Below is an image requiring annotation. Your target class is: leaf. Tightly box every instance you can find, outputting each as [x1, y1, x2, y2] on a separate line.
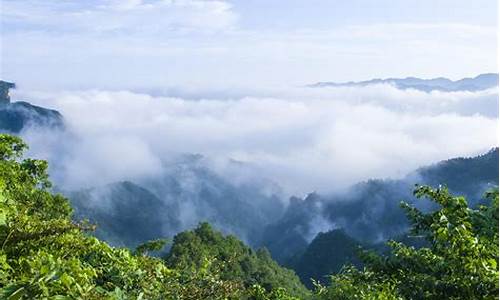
[6, 287, 25, 300]
[0, 211, 6, 226]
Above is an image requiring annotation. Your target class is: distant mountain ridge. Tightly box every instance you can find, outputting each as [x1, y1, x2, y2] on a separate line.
[309, 73, 499, 92]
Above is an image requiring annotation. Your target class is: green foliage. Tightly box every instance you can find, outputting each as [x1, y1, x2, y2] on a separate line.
[0, 134, 296, 299]
[134, 239, 168, 256]
[166, 222, 310, 298]
[248, 285, 301, 300]
[316, 185, 499, 300]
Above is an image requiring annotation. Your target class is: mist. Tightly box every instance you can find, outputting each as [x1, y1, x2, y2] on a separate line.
[13, 84, 498, 196]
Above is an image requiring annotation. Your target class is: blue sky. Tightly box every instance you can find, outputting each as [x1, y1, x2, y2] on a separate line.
[0, 0, 497, 90]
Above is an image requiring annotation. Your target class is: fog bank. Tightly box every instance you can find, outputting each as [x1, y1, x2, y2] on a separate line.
[14, 84, 498, 196]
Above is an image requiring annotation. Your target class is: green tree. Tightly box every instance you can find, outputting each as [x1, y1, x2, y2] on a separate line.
[315, 185, 499, 300]
[166, 222, 310, 298]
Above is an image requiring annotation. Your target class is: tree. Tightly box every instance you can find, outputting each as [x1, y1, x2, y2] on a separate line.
[315, 185, 499, 300]
[166, 222, 310, 298]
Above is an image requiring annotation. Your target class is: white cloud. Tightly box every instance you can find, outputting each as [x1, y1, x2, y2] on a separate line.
[15, 85, 498, 195]
[2, 0, 237, 34]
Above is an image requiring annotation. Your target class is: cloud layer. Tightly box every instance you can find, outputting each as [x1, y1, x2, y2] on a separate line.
[15, 85, 498, 196]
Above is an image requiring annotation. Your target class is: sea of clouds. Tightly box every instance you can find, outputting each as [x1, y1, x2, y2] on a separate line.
[13, 84, 498, 196]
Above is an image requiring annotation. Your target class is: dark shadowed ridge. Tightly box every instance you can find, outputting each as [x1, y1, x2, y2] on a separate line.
[70, 181, 180, 249]
[287, 229, 363, 288]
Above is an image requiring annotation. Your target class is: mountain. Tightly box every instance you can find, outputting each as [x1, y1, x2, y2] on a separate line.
[70, 181, 180, 248]
[260, 148, 499, 263]
[414, 148, 499, 195]
[288, 228, 432, 287]
[4, 79, 495, 291]
[264, 149, 498, 287]
[69, 146, 498, 283]
[69, 156, 285, 248]
[309, 73, 499, 92]
[287, 229, 363, 288]
[166, 222, 310, 298]
[0, 80, 64, 133]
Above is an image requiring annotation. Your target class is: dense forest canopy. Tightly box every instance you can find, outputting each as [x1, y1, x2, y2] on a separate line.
[166, 222, 309, 298]
[0, 134, 497, 299]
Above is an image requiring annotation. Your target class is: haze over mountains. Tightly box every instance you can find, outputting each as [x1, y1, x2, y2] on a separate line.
[10, 73, 498, 193]
[66, 147, 498, 254]
[69, 155, 284, 248]
[1, 0, 498, 296]
[0, 75, 497, 287]
[309, 73, 499, 92]
[262, 149, 498, 262]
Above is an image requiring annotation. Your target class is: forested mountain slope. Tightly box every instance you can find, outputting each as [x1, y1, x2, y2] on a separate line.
[69, 157, 285, 248]
[261, 148, 499, 263]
